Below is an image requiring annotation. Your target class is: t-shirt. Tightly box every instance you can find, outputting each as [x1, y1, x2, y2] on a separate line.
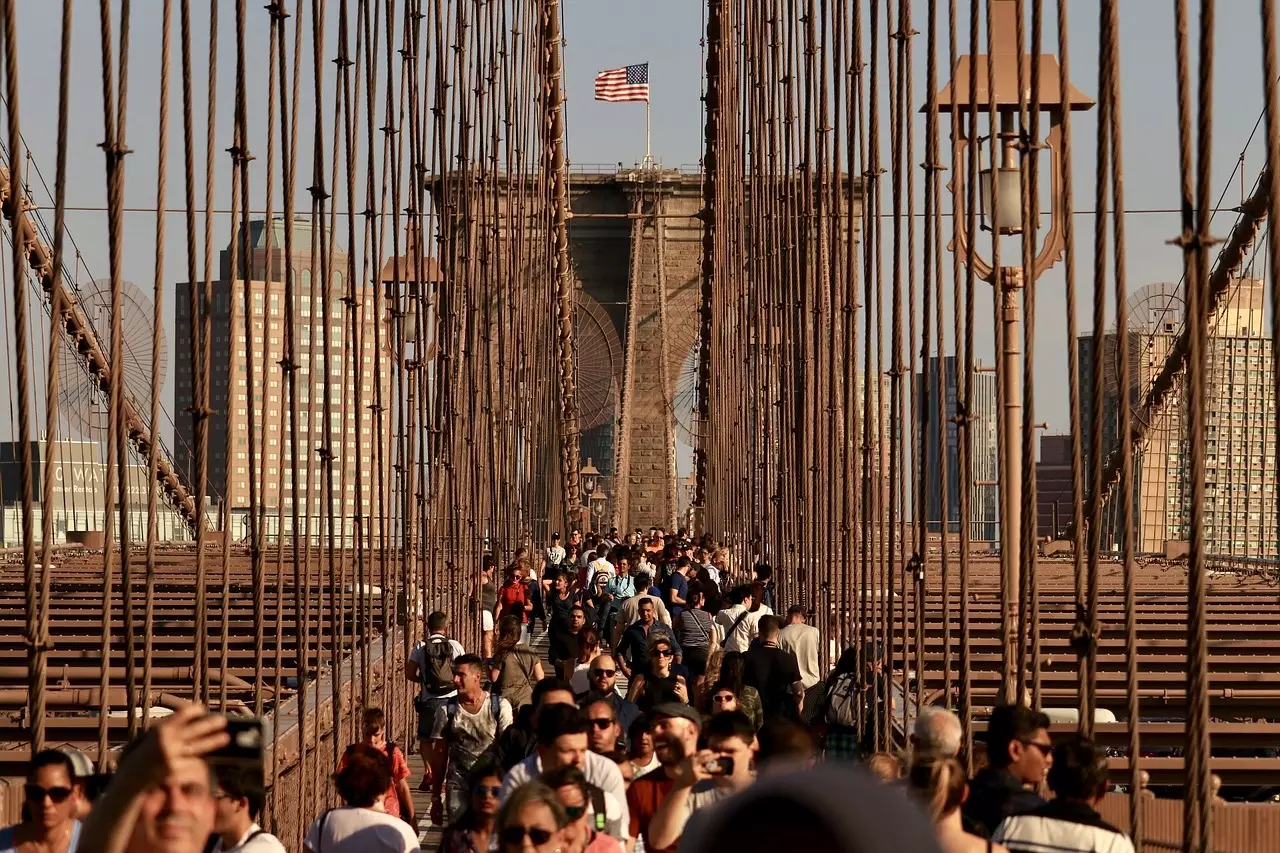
[714, 604, 770, 653]
[303, 807, 419, 853]
[741, 644, 802, 719]
[212, 822, 288, 853]
[776, 622, 821, 689]
[501, 751, 631, 841]
[626, 770, 725, 853]
[337, 742, 410, 818]
[663, 572, 689, 620]
[430, 693, 514, 786]
[498, 582, 530, 622]
[408, 635, 466, 701]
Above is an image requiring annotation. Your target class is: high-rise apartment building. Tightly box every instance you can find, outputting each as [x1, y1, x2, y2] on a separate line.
[917, 355, 999, 541]
[1077, 279, 1277, 558]
[175, 217, 392, 542]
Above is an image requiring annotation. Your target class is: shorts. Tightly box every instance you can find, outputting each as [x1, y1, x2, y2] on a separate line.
[416, 696, 445, 741]
[482, 610, 495, 632]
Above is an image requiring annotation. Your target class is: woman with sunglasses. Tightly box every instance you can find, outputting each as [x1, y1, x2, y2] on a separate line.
[544, 766, 623, 853]
[439, 763, 503, 853]
[625, 635, 688, 713]
[495, 780, 569, 853]
[0, 750, 83, 853]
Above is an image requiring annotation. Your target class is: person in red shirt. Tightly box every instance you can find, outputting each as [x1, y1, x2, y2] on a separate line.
[496, 564, 533, 642]
[625, 703, 702, 853]
[337, 707, 414, 823]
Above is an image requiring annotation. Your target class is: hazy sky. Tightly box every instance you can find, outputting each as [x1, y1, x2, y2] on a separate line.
[2, 0, 1274, 459]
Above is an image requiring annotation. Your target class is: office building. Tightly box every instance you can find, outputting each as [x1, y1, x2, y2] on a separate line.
[917, 355, 999, 541]
[1078, 279, 1277, 558]
[174, 217, 392, 544]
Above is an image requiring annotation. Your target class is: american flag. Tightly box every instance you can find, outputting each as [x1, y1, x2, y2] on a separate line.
[594, 63, 649, 103]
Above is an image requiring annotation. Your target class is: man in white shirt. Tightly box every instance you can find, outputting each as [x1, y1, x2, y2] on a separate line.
[714, 587, 770, 654]
[211, 768, 287, 853]
[499, 704, 631, 843]
[406, 611, 467, 792]
[428, 654, 513, 823]
[776, 605, 821, 690]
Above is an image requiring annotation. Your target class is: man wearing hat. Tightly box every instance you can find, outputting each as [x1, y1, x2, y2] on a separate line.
[624, 703, 717, 853]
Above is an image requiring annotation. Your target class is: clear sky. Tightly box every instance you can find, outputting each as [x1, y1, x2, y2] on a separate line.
[2, 0, 1274, 460]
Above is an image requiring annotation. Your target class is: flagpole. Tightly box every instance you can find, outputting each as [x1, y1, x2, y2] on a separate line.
[645, 98, 652, 168]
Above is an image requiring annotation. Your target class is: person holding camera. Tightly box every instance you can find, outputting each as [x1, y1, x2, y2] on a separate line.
[644, 710, 757, 851]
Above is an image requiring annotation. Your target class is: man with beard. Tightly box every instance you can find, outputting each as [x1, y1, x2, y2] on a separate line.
[625, 703, 716, 853]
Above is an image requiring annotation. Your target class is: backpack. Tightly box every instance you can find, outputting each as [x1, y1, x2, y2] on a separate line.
[585, 782, 609, 834]
[824, 673, 860, 728]
[421, 635, 457, 698]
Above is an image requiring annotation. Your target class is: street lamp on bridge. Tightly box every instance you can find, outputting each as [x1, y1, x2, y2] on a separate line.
[931, 0, 1093, 703]
[579, 457, 600, 531]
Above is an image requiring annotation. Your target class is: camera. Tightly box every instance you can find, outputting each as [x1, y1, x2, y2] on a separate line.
[703, 756, 734, 776]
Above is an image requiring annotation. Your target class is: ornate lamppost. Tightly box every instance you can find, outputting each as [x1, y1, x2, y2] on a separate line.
[931, 0, 1092, 701]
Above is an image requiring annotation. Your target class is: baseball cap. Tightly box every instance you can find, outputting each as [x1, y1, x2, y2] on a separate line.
[57, 746, 94, 780]
[648, 702, 702, 727]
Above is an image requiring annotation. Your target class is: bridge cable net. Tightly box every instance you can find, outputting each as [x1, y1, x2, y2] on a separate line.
[0, 0, 1274, 850]
[695, 0, 1280, 850]
[0, 0, 567, 847]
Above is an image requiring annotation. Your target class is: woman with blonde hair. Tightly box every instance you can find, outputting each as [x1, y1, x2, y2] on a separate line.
[907, 758, 1009, 853]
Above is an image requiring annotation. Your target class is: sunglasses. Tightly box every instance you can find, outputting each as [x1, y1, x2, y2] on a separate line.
[712, 694, 735, 703]
[589, 717, 616, 729]
[24, 784, 73, 804]
[1022, 740, 1054, 757]
[590, 668, 615, 678]
[653, 648, 673, 658]
[474, 784, 503, 798]
[564, 803, 588, 821]
[500, 826, 555, 846]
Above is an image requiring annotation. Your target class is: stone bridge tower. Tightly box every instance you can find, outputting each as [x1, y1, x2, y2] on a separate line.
[568, 170, 702, 533]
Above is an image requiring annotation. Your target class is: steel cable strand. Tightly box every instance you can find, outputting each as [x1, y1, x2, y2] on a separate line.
[1096, 0, 1143, 839]
[0, 0, 38, 757]
[1048, 0, 1089, 740]
[1015, 0, 1045, 709]
[955, 0, 977, 766]
[1181, 0, 1216, 847]
[28, 0, 76, 753]
[92, 0, 134, 755]
[141, 0, 172, 729]
[219, 0, 252, 719]
[1262, 3, 1280, 848]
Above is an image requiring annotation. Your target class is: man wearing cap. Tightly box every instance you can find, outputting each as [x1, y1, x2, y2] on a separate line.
[625, 703, 716, 853]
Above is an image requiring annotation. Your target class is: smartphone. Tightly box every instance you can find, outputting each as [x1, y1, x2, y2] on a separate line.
[704, 756, 734, 776]
[209, 717, 265, 789]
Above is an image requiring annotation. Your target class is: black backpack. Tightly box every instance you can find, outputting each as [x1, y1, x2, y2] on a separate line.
[421, 635, 457, 698]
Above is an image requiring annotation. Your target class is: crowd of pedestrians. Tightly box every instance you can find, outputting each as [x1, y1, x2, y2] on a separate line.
[2, 527, 1139, 853]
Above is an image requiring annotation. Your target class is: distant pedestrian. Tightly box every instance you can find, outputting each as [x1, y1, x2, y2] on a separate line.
[741, 615, 804, 721]
[303, 745, 419, 853]
[336, 708, 413, 823]
[491, 615, 545, 712]
[210, 766, 287, 852]
[547, 533, 567, 567]
[406, 611, 466, 792]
